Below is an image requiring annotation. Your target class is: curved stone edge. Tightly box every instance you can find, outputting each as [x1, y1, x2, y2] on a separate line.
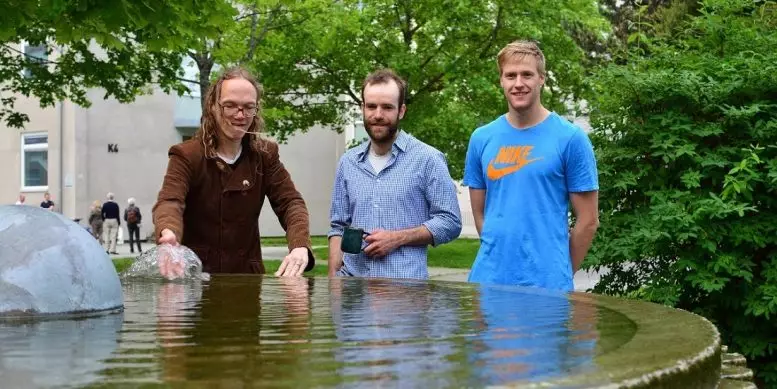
[0, 205, 125, 315]
[574, 292, 720, 389]
[473, 290, 722, 389]
[0, 305, 124, 323]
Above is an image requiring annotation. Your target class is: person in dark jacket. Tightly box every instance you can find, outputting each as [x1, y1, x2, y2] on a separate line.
[102, 192, 121, 254]
[124, 197, 143, 254]
[40, 192, 55, 211]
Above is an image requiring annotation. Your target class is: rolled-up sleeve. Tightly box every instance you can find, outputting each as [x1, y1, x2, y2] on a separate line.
[422, 151, 462, 246]
[328, 158, 350, 239]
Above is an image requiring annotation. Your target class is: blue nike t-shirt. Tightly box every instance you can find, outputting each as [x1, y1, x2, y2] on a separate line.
[463, 113, 598, 291]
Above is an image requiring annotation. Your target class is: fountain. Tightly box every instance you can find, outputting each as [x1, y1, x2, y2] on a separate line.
[0, 205, 755, 388]
[0, 205, 122, 316]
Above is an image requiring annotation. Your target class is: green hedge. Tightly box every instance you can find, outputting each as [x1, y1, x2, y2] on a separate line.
[587, 0, 777, 384]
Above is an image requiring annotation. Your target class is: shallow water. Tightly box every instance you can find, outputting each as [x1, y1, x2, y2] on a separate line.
[0, 276, 636, 388]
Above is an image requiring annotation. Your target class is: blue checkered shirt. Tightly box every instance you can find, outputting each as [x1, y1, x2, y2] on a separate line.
[328, 131, 462, 279]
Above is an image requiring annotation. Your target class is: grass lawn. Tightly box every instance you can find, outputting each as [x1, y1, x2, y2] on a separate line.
[112, 257, 329, 277]
[261, 235, 328, 247]
[311, 238, 479, 268]
[113, 257, 134, 273]
[112, 238, 478, 276]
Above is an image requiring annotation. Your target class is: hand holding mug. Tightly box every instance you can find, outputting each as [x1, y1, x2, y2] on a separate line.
[363, 229, 403, 258]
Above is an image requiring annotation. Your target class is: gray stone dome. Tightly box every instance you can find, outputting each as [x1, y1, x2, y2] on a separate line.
[0, 205, 123, 316]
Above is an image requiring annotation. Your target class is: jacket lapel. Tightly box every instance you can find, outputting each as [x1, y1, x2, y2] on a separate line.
[222, 151, 258, 193]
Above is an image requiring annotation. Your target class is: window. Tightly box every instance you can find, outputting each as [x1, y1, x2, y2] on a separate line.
[182, 135, 193, 142]
[21, 42, 47, 79]
[347, 120, 369, 148]
[21, 133, 48, 191]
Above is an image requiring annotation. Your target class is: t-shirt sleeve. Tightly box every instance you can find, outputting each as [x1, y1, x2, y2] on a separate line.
[463, 131, 486, 189]
[564, 130, 599, 192]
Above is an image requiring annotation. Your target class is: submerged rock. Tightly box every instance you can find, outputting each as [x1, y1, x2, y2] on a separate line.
[0, 205, 123, 316]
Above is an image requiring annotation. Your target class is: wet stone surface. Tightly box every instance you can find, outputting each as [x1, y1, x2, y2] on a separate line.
[0, 205, 122, 316]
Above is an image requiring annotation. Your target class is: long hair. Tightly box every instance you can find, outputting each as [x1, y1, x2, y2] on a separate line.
[195, 67, 266, 158]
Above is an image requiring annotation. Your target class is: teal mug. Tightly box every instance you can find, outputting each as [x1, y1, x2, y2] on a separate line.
[341, 227, 369, 254]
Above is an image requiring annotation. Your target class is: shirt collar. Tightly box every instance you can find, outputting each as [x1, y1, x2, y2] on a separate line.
[357, 130, 410, 161]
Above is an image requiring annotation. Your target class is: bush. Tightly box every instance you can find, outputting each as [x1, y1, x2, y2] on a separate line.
[587, 0, 777, 384]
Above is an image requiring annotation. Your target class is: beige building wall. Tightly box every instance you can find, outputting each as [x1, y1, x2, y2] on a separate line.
[72, 88, 182, 240]
[261, 127, 345, 238]
[0, 95, 62, 209]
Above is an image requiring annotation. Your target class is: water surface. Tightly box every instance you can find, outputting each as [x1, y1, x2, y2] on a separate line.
[0, 276, 636, 388]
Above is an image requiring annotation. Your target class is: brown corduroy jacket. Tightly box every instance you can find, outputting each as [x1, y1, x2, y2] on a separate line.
[152, 138, 314, 274]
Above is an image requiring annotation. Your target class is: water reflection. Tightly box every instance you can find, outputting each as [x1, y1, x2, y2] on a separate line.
[0, 277, 625, 388]
[467, 287, 600, 385]
[329, 279, 602, 387]
[0, 312, 122, 388]
[153, 276, 317, 387]
[329, 278, 463, 387]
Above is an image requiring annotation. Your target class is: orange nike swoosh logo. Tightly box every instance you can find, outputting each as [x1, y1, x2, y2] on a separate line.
[487, 158, 541, 180]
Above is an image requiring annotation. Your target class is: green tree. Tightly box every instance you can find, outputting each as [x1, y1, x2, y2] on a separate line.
[182, 0, 339, 140]
[234, 0, 609, 175]
[587, 0, 777, 384]
[0, 0, 234, 129]
[184, 0, 305, 105]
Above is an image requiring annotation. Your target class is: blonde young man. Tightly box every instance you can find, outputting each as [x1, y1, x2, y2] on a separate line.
[463, 40, 599, 291]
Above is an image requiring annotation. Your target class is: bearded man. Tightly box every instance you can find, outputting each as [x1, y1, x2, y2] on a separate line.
[327, 69, 462, 279]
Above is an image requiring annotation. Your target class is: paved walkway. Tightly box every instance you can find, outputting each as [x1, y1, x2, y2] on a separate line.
[111, 242, 603, 292]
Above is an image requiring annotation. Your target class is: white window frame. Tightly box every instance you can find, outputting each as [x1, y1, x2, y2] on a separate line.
[20, 132, 49, 192]
[19, 41, 48, 79]
[346, 120, 368, 145]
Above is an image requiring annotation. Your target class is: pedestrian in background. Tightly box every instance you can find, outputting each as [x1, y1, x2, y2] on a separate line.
[88, 200, 104, 244]
[124, 197, 143, 254]
[102, 192, 121, 254]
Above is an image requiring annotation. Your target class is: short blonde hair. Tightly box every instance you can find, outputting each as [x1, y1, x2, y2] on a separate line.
[497, 40, 546, 77]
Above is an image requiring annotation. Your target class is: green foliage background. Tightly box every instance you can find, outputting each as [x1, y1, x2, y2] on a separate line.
[0, 0, 234, 128]
[586, 0, 777, 384]
[218, 0, 609, 179]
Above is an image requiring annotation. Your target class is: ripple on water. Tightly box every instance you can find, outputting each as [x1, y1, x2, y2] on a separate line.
[0, 276, 636, 388]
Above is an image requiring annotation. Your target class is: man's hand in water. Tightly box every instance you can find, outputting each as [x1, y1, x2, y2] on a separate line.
[275, 247, 309, 277]
[158, 248, 185, 280]
[156, 229, 184, 280]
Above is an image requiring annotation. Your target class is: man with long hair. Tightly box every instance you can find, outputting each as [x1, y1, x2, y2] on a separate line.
[463, 40, 599, 290]
[153, 67, 314, 276]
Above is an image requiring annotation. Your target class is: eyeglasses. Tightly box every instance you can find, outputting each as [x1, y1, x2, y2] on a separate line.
[219, 103, 258, 117]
